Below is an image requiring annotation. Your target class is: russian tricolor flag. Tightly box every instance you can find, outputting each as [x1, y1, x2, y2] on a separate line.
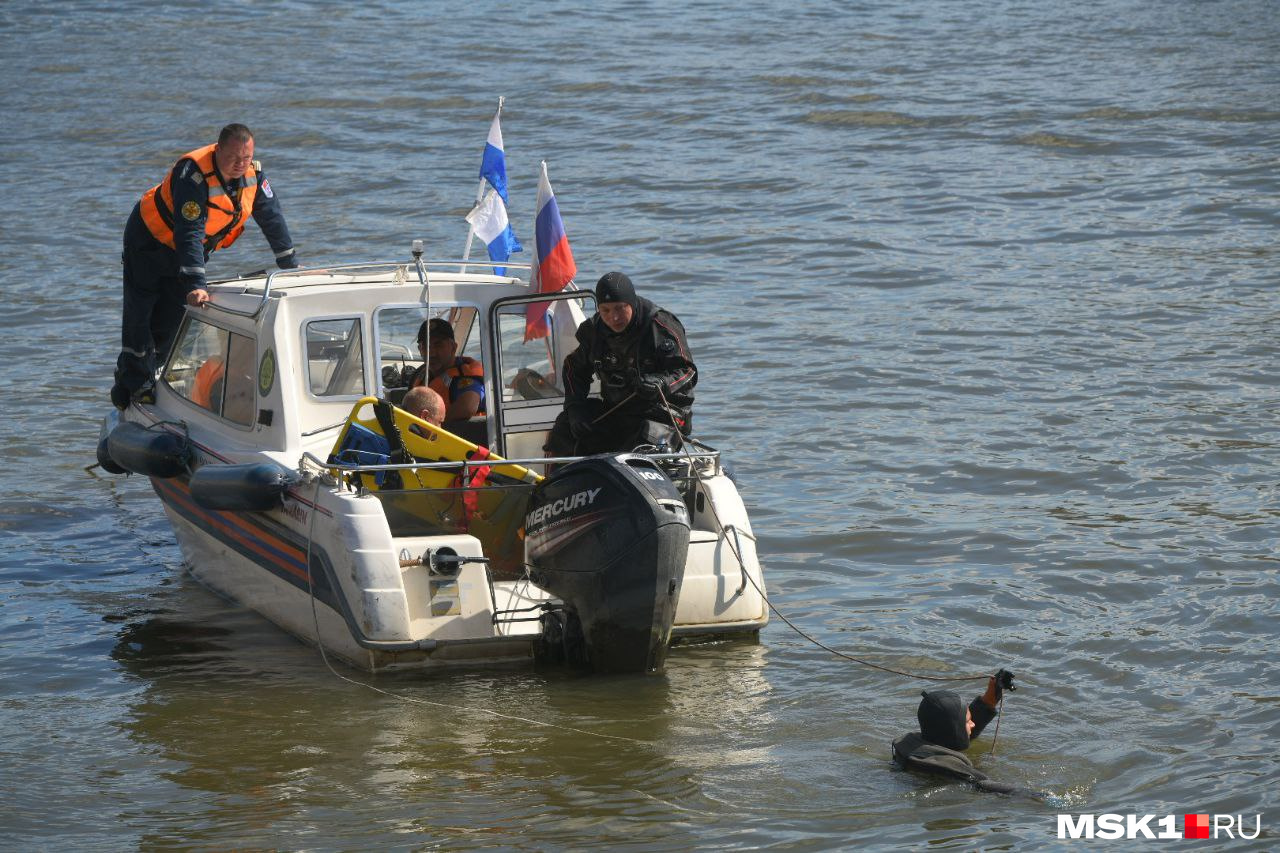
[526, 160, 577, 341]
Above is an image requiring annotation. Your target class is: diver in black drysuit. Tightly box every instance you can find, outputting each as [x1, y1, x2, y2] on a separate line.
[543, 271, 696, 457]
[892, 669, 1044, 798]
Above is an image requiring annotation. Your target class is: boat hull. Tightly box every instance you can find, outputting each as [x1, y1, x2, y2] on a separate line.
[103, 407, 765, 674]
[151, 470, 533, 670]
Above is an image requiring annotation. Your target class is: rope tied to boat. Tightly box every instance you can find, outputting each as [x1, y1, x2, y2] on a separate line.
[653, 386, 990, 686]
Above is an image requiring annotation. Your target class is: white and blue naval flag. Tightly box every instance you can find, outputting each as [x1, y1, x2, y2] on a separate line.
[479, 106, 509, 203]
[465, 187, 522, 276]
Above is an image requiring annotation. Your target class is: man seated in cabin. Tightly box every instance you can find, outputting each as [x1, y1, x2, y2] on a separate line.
[188, 341, 255, 423]
[403, 318, 486, 422]
[891, 669, 1042, 797]
[401, 385, 446, 428]
[544, 272, 697, 457]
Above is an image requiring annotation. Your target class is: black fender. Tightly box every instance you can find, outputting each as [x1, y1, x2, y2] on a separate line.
[189, 462, 301, 512]
[106, 421, 192, 479]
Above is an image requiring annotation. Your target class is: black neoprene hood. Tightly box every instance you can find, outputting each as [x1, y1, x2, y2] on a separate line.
[595, 271, 639, 310]
[918, 690, 970, 751]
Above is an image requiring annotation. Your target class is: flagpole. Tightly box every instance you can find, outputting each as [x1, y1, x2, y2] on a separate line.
[462, 96, 503, 270]
[460, 178, 486, 271]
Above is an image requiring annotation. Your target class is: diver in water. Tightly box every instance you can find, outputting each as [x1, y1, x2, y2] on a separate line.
[892, 669, 1044, 797]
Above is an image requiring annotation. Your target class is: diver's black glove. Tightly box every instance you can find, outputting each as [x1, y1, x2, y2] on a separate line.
[567, 409, 594, 441]
[635, 374, 663, 401]
[981, 668, 1016, 707]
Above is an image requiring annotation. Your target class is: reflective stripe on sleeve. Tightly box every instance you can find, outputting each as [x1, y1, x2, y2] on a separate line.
[180, 265, 206, 276]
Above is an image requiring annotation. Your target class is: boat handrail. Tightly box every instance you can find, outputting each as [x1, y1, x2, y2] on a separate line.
[301, 420, 349, 438]
[204, 257, 536, 320]
[299, 449, 721, 477]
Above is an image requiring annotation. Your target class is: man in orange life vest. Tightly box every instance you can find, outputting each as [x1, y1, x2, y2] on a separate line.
[110, 123, 298, 409]
[405, 318, 485, 422]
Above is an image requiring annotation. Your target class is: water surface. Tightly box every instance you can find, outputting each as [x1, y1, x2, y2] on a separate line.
[1, 1, 1277, 848]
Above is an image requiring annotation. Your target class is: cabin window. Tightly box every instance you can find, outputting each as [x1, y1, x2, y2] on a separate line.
[305, 318, 365, 398]
[162, 316, 257, 426]
[495, 294, 596, 403]
[374, 305, 481, 404]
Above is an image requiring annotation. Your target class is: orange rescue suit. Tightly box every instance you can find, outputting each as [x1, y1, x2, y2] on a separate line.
[138, 144, 259, 254]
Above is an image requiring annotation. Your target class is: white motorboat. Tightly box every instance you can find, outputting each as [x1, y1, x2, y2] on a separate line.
[97, 249, 767, 673]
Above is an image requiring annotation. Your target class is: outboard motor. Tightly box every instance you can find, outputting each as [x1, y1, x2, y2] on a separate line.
[526, 454, 690, 674]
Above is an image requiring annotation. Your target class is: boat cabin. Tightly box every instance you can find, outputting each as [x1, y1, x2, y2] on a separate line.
[157, 261, 597, 473]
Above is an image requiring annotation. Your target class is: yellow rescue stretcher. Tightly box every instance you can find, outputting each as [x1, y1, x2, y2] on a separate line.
[330, 397, 539, 488]
[328, 397, 541, 579]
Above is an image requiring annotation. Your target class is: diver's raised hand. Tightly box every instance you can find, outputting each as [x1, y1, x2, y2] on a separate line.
[983, 668, 1016, 706]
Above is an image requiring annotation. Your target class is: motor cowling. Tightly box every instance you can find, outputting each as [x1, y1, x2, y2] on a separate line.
[525, 454, 690, 674]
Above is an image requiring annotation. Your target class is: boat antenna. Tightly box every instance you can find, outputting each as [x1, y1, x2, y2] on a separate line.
[411, 239, 430, 300]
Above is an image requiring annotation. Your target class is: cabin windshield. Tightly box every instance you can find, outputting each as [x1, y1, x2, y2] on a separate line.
[494, 295, 595, 403]
[491, 293, 595, 464]
[375, 305, 481, 405]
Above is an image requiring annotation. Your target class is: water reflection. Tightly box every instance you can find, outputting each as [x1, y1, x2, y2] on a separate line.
[110, 599, 782, 846]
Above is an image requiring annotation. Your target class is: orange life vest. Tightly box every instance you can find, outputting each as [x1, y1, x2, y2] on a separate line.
[455, 444, 492, 523]
[138, 143, 259, 254]
[412, 357, 486, 416]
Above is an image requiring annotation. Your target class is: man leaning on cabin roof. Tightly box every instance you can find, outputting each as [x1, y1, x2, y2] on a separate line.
[111, 123, 299, 410]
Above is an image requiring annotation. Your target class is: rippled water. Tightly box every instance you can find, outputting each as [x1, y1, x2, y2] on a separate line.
[2, 0, 1277, 848]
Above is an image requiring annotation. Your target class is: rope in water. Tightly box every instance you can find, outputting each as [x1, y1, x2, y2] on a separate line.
[656, 390, 1011, 752]
[988, 694, 1005, 756]
[655, 386, 988, 685]
[742, 567, 988, 683]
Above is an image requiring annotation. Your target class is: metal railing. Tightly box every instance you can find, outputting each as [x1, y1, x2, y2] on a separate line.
[299, 448, 722, 491]
[205, 255, 536, 320]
